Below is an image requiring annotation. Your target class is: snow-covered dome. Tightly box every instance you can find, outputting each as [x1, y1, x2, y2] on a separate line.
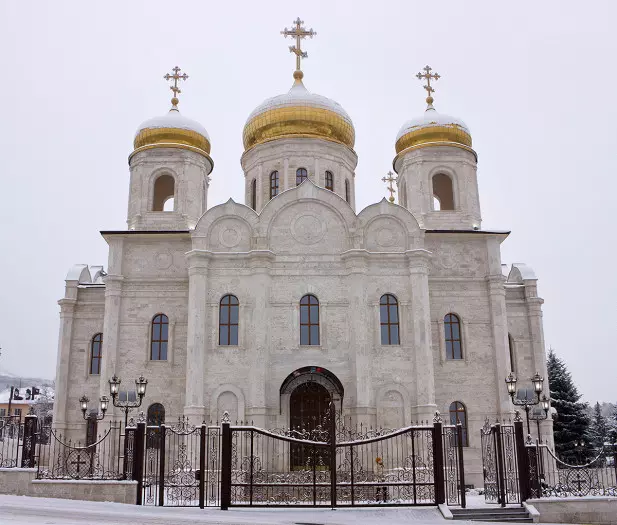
[243, 71, 355, 151]
[132, 106, 211, 158]
[395, 101, 472, 155]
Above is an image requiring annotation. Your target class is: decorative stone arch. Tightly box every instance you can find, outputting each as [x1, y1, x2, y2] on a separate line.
[209, 384, 246, 424]
[149, 168, 178, 212]
[427, 165, 460, 211]
[192, 198, 258, 250]
[376, 384, 411, 428]
[279, 366, 344, 427]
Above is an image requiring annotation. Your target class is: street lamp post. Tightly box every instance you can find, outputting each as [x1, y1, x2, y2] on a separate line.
[574, 440, 586, 465]
[505, 372, 550, 436]
[79, 395, 109, 420]
[529, 395, 551, 441]
[108, 374, 148, 428]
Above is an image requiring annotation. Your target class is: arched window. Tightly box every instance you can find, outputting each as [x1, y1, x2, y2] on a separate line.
[508, 334, 516, 373]
[300, 294, 319, 345]
[444, 313, 463, 359]
[219, 295, 239, 345]
[90, 333, 102, 375]
[270, 171, 279, 198]
[296, 167, 308, 186]
[432, 173, 454, 210]
[379, 294, 400, 345]
[251, 179, 257, 210]
[345, 179, 350, 203]
[325, 171, 334, 191]
[151, 314, 168, 360]
[449, 401, 468, 446]
[152, 174, 175, 211]
[146, 403, 165, 448]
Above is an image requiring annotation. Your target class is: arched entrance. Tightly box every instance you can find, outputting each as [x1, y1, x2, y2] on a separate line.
[280, 366, 344, 469]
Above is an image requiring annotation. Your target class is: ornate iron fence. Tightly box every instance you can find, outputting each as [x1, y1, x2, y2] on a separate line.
[527, 441, 617, 498]
[36, 420, 125, 480]
[0, 415, 23, 467]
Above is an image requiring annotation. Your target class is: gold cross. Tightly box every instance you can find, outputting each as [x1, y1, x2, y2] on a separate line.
[416, 65, 440, 104]
[164, 66, 189, 107]
[281, 18, 316, 73]
[382, 171, 398, 203]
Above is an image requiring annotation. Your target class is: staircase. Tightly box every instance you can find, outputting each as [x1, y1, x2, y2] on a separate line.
[450, 506, 533, 522]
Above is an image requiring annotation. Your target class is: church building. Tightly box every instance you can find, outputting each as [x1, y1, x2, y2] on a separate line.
[52, 19, 551, 483]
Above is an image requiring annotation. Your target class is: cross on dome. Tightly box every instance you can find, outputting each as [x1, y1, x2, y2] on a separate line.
[382, 171, 398, 203]
[416, 65, 440, 105]
[281, 17, 316, 80]
[164, 66, 189, 109]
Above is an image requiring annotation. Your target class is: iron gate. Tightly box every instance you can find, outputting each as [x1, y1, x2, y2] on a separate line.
[481, 420, 520, 505]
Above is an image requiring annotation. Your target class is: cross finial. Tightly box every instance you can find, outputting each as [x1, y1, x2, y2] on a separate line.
[281, 17, 316, 81]
[163, 66, 189, 109]
[382, 171, 398, 203]
[416, 65, 441, 106]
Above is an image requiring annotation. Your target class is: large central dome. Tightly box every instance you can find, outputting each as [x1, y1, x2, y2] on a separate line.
[243, 72, 355, 151]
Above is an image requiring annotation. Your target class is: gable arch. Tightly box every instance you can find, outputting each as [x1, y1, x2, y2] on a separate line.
[357, 199, 423, 251]
[192, 198, 258, 250]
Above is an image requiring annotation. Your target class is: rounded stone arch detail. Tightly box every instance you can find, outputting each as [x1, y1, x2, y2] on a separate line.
[427, 165, 460, 211]
[209, 384, 246, 423]
[357, 200, 423, 250]
[149, 167, 178, 212]
[192, 198, 258, 248]
[376, 384, 411, 428]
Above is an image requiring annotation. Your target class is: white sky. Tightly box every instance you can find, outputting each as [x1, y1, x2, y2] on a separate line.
[0, 1, 615, 402]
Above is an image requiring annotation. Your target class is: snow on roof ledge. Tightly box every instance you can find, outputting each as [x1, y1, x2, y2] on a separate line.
[65, 264, 106, 285]
[507, 263, 537, 283]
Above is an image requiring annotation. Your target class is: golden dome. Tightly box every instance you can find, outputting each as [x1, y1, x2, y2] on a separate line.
[131, 107, 211, 160]
[395, 101, 472, 155]
[243, 73, 355, 151]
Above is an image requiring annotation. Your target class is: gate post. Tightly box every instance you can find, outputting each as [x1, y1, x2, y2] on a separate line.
[158, 424, 166, 507]
[21, 411, 38, 468]
[199, 423, 206, 509]
[514, 412, 529, 501]
[432, 412, 445, 505]
[456, 422, 466, 508]
[220, 412, 232, 510]
[494, 423, 506, 507]
[133, 417, 146, 505]
[329, 402, 337, 509]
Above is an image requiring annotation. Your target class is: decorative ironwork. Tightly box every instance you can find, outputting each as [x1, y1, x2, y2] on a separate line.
[480, 422, 521, 506]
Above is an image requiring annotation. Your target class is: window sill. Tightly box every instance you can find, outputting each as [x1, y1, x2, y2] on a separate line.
[217, 345, 241, 349]
[147, 359, 170, 363]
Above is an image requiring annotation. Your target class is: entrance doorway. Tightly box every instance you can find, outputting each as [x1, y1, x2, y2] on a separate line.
[289, 381, 331, 468]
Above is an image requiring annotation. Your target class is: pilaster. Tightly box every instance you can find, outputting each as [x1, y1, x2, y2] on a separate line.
[52, 297, 77, 431]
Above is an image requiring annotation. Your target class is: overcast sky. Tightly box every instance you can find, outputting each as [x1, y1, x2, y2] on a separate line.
[0, 1, 615, 402]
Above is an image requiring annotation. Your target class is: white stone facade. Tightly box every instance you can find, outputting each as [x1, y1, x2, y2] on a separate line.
[52, 108, 551, 488]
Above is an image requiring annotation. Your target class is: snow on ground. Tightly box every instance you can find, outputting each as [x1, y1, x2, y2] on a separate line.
[0, 494, 575, 525]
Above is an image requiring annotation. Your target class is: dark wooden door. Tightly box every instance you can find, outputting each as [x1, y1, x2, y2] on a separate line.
[290, 382, 331, 469]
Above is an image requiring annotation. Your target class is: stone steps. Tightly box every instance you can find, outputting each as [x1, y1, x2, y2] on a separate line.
[450, 506, 532, 522]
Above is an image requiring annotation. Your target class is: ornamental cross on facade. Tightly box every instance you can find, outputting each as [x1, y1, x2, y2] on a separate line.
[164, 66, 189, 107]
[281, 18, 316, 73]
[382, 171, 398, 202]
[416, 65, 440, 103]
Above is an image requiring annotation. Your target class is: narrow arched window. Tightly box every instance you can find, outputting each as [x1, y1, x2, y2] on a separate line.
[449, 401, 468, 446]
[345, 179, 350, 203]
[508, 334, 516, 373]
[325, 171, 334, 191]
[444, 313, 463, 360]
[251, 179, 257, 210]
[270, 171, 279, 198]
[300, 294, 319, 345]
[152, 174, 175, 211]
[219, 295, 239, 345]
[296, 168, 308, 186]
[146, 403, 165, 448]
[90, 333, 102, 375]
[379, 294, 400, 345]
[151, 314, 168, 360]
[432, 173, 454, 210]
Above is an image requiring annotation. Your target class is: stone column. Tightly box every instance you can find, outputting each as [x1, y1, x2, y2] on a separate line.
[407, 250, 437, 421]
[342, 251, 373, 427]
[283, 158, 289, 191]
[314, 157, 320, 186]
[52, 295, 77, 432]
[256, 164, 264, 211]
[184, 251, 210, 421]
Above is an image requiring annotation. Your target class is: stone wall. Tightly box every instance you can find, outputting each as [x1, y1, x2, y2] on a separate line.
[0, 468, 137, 504]
[528, 497, 617, 525]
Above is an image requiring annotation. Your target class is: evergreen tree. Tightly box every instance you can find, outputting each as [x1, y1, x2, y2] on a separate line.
[588, 402, 609, 450]
[547, 349, 590, 463]
[609, 404, 617, 444]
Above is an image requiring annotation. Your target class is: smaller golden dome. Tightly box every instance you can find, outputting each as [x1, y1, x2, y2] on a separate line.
[243, 77, 355, 151]
[395, 103, 472, 155]
[131, 107, 211, 159]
